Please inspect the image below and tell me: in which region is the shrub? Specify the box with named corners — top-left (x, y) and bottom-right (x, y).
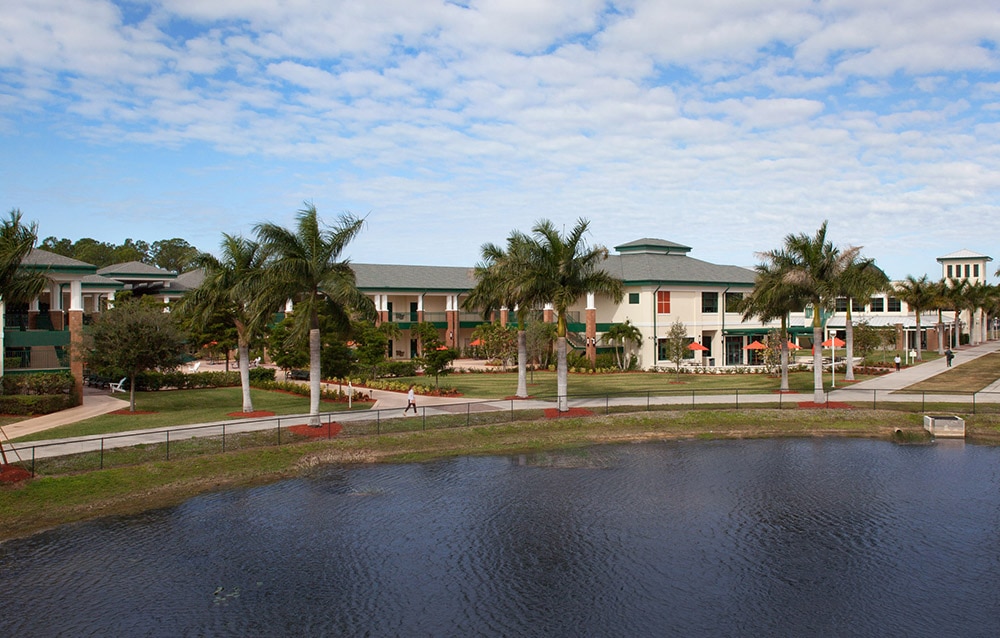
top-left (249, 367), bottom-right (276, 382)
top-left (2, 371), bottom-right (75, 396)
top-left (0, 393), bottom-right (76, 416)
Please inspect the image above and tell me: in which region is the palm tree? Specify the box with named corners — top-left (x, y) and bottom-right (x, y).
top-left (895, 275), bottom-right (935, 362)
top-left (930, 279), bottom-right (950, 355)
top-left (739, 259), bottom-right (805, 392)
top-left (0, 210), bottom-right (47, 465)
top-left (255, 204), bottom-right (376, 426)
top-left (760, 221), bottom-right (859, 403)
top-left (943, 277), bottom-right (970, 348)
top-left (464, 231), bottom-right (538, 398)
top-left (964, 281), bottom-right (991, 345)
top-left (522, 219), bottom-right (624, 411)
top-left (835, 258), bottom-right (889, 381)
top-left (177, 234), bottom-right (269, 413)
top-left (0, 209), bottom-right (47, 305)
top-left (602, 320), bottom-right (642, 371)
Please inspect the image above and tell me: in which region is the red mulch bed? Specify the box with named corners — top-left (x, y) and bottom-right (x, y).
top-left (109, 409), bottom-right (157, 415)
top-left (287, 423), bottom-right (343, 438)
top-left (797, 401), bottom-right (855, 409)
top-left (226, 410), bottom-right (275, 418)
top-left (0, 464), bottom-right (31, 484)
top-left (544, 407), bottom-right (595, 419)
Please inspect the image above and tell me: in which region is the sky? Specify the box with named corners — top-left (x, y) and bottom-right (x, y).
top-left (1, 0), bottom-right (999, 281)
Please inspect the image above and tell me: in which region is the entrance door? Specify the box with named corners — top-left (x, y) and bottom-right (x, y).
top-left (410, 302), bottom-right (418, 322)
top-left (410, 339), bottom-right (418, 359)
top-left (725, 336), bottom-right (743, 366)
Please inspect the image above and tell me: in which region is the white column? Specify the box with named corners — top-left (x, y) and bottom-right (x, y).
top-left (417, 294), bottom-right (424, 312)
top-left (69, 280), bottom-right (84, 312)
top-left (586, 292), bottom-right (595, 310)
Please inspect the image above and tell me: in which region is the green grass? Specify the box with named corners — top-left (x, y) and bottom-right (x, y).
top-left (906, 352), bottom-right (1000, 393)
top-left (408, 368), bottom-right (883, 399)
top-left (13, 387), bottom-right (369, 442)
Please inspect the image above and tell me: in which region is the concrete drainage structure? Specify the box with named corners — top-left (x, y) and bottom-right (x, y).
top-left (923, 415), bottom-right (966, 438)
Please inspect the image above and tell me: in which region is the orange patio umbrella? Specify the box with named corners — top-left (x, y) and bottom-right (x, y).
top-left (687, 342), bottom-right (709, 351)
top-left (470, 338), bottom-right (483, 346)
top-left (821, 337), bottom-right (846, 348)
top-left (786, 341), bottom-right (802, 350)
top-left (744, 340), bottom-right (767, 350)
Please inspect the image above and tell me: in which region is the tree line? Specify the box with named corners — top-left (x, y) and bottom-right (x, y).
top-left (39, 236), bottom-right (201, 272)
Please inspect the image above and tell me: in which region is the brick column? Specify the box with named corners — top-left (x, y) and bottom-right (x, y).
top-left (585, 293), bottom-right (597, 365)
top-left (69, 310), bottom-right (84, 404)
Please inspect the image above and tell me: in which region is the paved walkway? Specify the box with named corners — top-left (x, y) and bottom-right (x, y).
top-left (5, 344), bottom-right (1000, 462)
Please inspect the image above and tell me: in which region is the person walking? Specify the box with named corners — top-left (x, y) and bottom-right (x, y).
top-left (403, 384), bottom-right (417, 415)
top-left (945, 348), bottom-right (954, 367)
top-left (894, 355), bottom-right (901, 372)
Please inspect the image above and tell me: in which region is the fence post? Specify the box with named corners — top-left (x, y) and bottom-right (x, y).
top-left (511, 400), bottom-right (514, 422)
top-left (377, 410), bottom-right (381, 435)
top-left (647, 390), bottom-right (650, 411)
top-left (922, 392), bottom-right (925, 412)
top-left (222, 424), bottom-right (226, 453)
top-left (277, 418), bottom-right (281, 446)
top-left (467, 403), bottom-right (471, 427)
top-left (873, 389), bottom-right (876, 411)
top-left (31, 447), bottom-right (35, 478)
top-left (692, 389), bottom-right (695, 408)
top-left (100, 438), bottom-right (104, 470)
top-left (973, 392), bottom-right (976, 415)
top-left (606, 394), bottom-right (610, 415)
top-left (166, 430), bottom-right (170, 461)
top-left (735, 389), bottom-right (739, 410)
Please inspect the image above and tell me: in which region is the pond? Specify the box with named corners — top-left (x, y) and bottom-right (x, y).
top-left (2, 438), bottom-right (999, 637)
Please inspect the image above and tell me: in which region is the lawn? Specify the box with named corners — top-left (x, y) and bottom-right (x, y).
top-left (12, 387), bottom-right (370, 442)
top-left (906, 352), bottom-right (1000, 394)
top-left (403, 367), bottom-right (883, 399)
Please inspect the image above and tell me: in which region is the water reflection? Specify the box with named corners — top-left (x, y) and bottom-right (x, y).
top-left (3, 439), bottom-right (1000, 637)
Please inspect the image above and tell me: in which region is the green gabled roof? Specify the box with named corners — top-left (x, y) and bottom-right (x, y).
top-left (21, 249), bottom-right (98, 274)
top-left (81, 274), bottom-right (125, 290)
top-left (601, 252), bottom-right (756, 286)
top-left (97, 261), bottom-right (177, 280)
top-left (353, 263), bottom-right (476, 292)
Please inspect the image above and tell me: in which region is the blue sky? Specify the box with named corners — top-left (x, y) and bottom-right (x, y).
top-left (2, 0), bottom-right (998, 280)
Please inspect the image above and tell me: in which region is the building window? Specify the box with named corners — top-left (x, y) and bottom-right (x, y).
top-left (888, 297), bottom-right (901, 312)
top-left (629, 293), bottom-right (640, 304)
top-left (657, 291), bottom-right (671, 314)
top-left (852, 298), bottom-right (864, 312)
top-left (835, 297), bottom-right (848, 312)
top-left (724, 292), bottom-right (743, 313)
top-left (947, 265), bottom-right (953, 278)
top-left (869, 297), bottom-right (884, 312)
top-left (974, 264), bottom-right (980, 278)
top-left (965, 264), bottom-right (971, 278)
top-left (702, 292), bottom-right (719, 313)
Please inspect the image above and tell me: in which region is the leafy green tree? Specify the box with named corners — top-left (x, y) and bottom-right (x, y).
top-left (895, 275), bottom-right (935, 361)
top-left (525, 321), bottom-right (556, 370)
top-left (761, 221), bottom-right (859, 403)
top-left (175, 234), bottom-right (269, 413)
top-left (471, 321), bottom-right (517, 367)
top-left (152, 238), bottom-right (200, 272)
top-left (518, 219), bottom-right (624, 411)
top-left (352, 321), bottom-right (392, 379)
top-left (602, 320), bottom-right (642, 371)
top-left (267, 316), bottom-right (308, 374)
top-left (664, 319), bottom-right (689, 378)
top-left (85, 298), bottom-right (186, 412)
top-left (413, 322), bottom-right (457, 386)
top-left (255, 203), bottom-right (376, 426)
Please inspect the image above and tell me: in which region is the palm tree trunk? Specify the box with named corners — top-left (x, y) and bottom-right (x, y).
top-left (915, 317), bottom-right (923, 361)
top-left (516, 329), bottom-right (528, 398)
top-left (308, 327), bottom-right (321, 426)
top-left (844, 313), bottom-right (855, 381)
top-left (937, 313), bottom-right (945, 354)
top-left (812, 321), bottom-right (824, 404)
top-left (237, 339), bottom-right (254, 413)
top-left (556, 336), bottom-right (568, 412)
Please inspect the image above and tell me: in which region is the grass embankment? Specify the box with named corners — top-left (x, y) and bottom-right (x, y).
top-left (1, 407), bottom-right (967, 541)
top-left (12, 387), bottom-right (368, 442)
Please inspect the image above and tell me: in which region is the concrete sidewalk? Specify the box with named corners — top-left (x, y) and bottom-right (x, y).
top-left (1, 388), bottom-right (127, 440)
